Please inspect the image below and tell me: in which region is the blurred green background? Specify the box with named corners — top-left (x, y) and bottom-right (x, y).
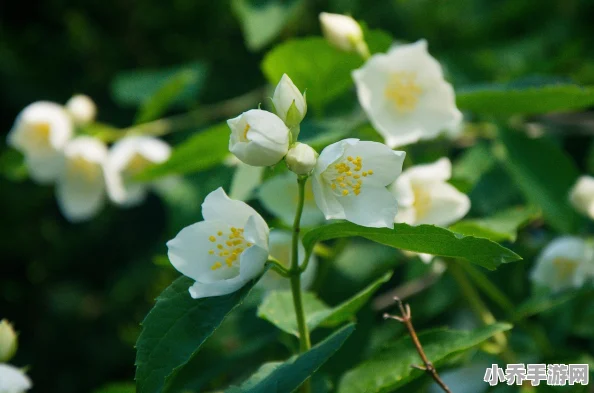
top-left (2, 0), bottom-right (594, 392)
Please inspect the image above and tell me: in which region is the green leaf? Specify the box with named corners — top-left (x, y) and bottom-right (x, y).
top-left (226, 323), bottom-right (355, 393)
top-left (337, 323), bottom-right (512, 393)
top-left (0, 148), bottom-right (27, 182)
top-left (360, 23), bottom-right (393, 55)
top-left (496, 126), bottom-right (582, 233)
top-left (262, 38), bottom-right (362, 113)
top-left (258, 273), bottom-right (391, 336)
top-left (93, 383), bottom-right (135, 393)
top-left (111, 61), bottom-right (207, 107)
top-left (135, 70), bottom-right (200, 124)
top-left (302, 222), bottom-right (521, 270)
top-left (452, 142), bottom-right (496, 192)
top-left (136, 122), bottom-right (230, 181)
top-left (449, 206), bottom-right (540, 242)
top-left (232, 0), bottom-right (304, 51)
top-left (135, 275), bottom-right (261, 393)
top-left (457, 83), bottom-right (594, 116)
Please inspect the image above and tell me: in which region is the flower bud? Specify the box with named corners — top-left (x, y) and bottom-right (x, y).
top-left (569, 175), bottom-right (594, 220)
top-left (319, 12), bottom-right (368, 57)
top-left (0, 319), bottom-right (18, 362)
top-left (272, 74), bottom-right (307, 128)
top-left (65, 94), bottom-right (97, 125)
top-left (285, 143), bottom-right (318, 175)
top-left (227, 109), bottom-right (290, 167)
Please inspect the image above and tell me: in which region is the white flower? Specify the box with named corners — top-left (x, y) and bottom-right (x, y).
top-left (7, 101), bottom-right (73, 184)
top-left (352, 40), bottom-right (462, 148)
top-left (227, 109), bottom-right (290, 167)
top-left (285, 143), bottom-right (318, 175)
top-left (167, 188), bottom-right (270, 298)
top-left (530, 236), bottom-right (594, 293)
top-left (65, 94), bottom-right (97, 125)
top-left (0, 320), bottom-right (17, 363)
top-left (0, 364), bottom-right (32, 393)
top-left (257, 230), bottom-right (317, 291)
top-left (55, 137), bottom-right (107, 222)
top-left (104, 136), bottom-right (171, 207)
top-left (569, 175), bottom-right (594, 220)
top-left (319, 12), bottom-right (368, 57)
top-left (272, 74), bottom-right (307, 128)
top-left (312, 138), bottom-right (405, 228)
top-left (258, 172), bottom-right (325, 227)
top-left (391, 158), bottom-right (470, 226)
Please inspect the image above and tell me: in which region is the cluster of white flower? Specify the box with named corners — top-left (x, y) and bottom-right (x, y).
top-left (0, 320), bottom-right (31, 393)
top-left (7, 96), bottom-right (171, 222)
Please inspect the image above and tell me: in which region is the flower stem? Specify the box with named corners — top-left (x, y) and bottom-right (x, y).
top-left (290, 175), bottom-right (311, 393)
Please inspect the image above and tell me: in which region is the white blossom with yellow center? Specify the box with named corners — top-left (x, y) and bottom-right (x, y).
top-left (531, 236), bottom-right (594, 293)
top-left (258, 171), bottom-right (325, 227)
top-left (390, 158), bottom-right (470, 227)
top-left (7, 101), bottom-right (73, 184)
top-left (56, 137), bottom-right (108, 223)
top-left (352, 40), bottom-right (462, 148)
top-left (312, 138), bottom-right (405, 228)
top-left (257, 230), bottom-right (317, 291)
top-left (167, 188), bottom-right (270, 299)
top-left (0, 364), bottom-right (32, 393)
top-left (569, 175), bottom-right (594, 220)
top-left (104, 136), bottom-right (171, 207)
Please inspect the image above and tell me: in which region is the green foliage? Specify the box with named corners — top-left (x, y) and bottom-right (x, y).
top-left (450, 205), bottom-right (540, 242)
top-left (302, 222), bottom-right (522, 270)
top-left (457, 84), bottom-right (594, 116)
top-left (226, 324), bottom-right (355, 393)
top-left (137, 123), bottom-right (230, 181)
top-left (93, 383), bottom-right (136, 393)
top-left (496, 126), bottom-right (582, 233)
top-left (261, 38), bottom-right (362, 113)
top-left (135, 275), bottom-right (261, 393)
top-left (258, 273), bottom-right (391, 336)
top-left (337, 323), bottom-right (512, 393)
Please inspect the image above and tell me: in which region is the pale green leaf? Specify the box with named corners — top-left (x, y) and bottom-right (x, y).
top-left (226, 324), bottom-right (355, 393)
top-left (258, 273), bottom-right (391, 336)
top-left (337, 323), bottom-right (512, 393)
top-left (302, 222), bottom-right (521, 270)
top-left (93, 383), bottom-right (135, 393)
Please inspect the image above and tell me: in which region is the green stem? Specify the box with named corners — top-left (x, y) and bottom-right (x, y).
top-left (266, 258), bottom-right (290, 278)
top-left (290, 175), bottom-right (311, 393)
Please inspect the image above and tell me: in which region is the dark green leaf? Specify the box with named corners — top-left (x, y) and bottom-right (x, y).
top-left (302, 222), bottom-right (521, 270)
top-left (135, 275), bottom-right (260, 393)
top-left (226, 323), bottom-right (355, 393)
top-left (93, 383), bottom-right (135, 393)
top-left (337, 323), bottom-right (512, 393)
top-left (258, 273), bottom-right (391, 336)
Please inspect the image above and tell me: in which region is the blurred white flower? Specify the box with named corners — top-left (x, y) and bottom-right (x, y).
top-left (227, 109), bottom-right (290, 167)
top-left (257, 230), bottom-right (317, 291)
top-left (225, 155), bottom-right (265, 201)
top-left (258, 172), bottom-right (325, 227)
top-left (0, 364), bottom-right (32, 393)
top-left (352, 40), bottom-right (462, 147)
top-left (272, 74), bottom-right (307, 128)
top-left (7, 101), bottom-right (73, 184)
top-left (285, 143), bottom-right (318, 175)
top-left (105, 136), bottom-right (171, 207)
top-left (65, 94), bottom-right (97, 125)
top-left (0, 320), bottom-right (17, 363)
top-left (391, 158), bottom-right (470, 226)
top-left (569, 175), bottom-right (594, 220)
top-left (56, 137), bottom-right (107, 222)
top-left (531, 236), bottom-right (594, 293)
top-left (167, 188), bottom-right (269, 298)
top-left (312, 138), bottom-right (405, 228)
top-left (319, 12), bottom-right (368, 57)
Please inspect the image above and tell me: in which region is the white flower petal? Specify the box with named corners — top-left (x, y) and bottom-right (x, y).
top-left (569, 175), bottom-right (594, 219)
top-left (202, 187), bottom-right (268, 231)
top-left (188, 275), bottom-right (248, 299)
top-left (343, 141), bottom-right (406, 186)
top-left (315, 138), bottom-right (358, 173)
top-left (65, 94), bottom-right (97, 125)
top-left (238, 243), bottom-right (269, 280)
top-left (25, 154), bottom-right (65, 184)
top-left (0, 363), bottom-right (32, 393)
top-left (414, 182), bottom-right (470, 226)
top-left (311, 172), bottom-right (345, 220)
top-left (405, 157), bottom-right (452, 183)
top-left (340, 187), bottom-right (397, 228)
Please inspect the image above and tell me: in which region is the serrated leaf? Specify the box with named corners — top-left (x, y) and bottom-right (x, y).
top-left (136, 122), bottom-right (230, 181)
top-left (226, 323), bottom-right (355, 393)
top-left (496, 126), bottom-right (582, 233)
top-left (258, 273), bottom-right (391, 336)
top-left (337, 323), bottom-right (512, 393)
top-left (457, 83), bottom-right (594, 116)
top-left (449, 206), bottom-right (540, 242)
top-left (262, 37), bottom-right (362, 113)
top-left (135, 275), bottom-right (261, 393)
top-left (302, 222), bottom-right (521, 270)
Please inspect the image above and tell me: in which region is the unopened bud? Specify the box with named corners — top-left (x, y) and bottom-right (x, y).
top-left (0, 319), bottom-right (18, 362)
top-left (319, 12), bottom-right (368, 57)
top-left (272, 74), bottom-right (307, 128)
top-left (286, 143), bottom-right (318, 175)
top-left (66, 94), bottom-right (97, 125)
